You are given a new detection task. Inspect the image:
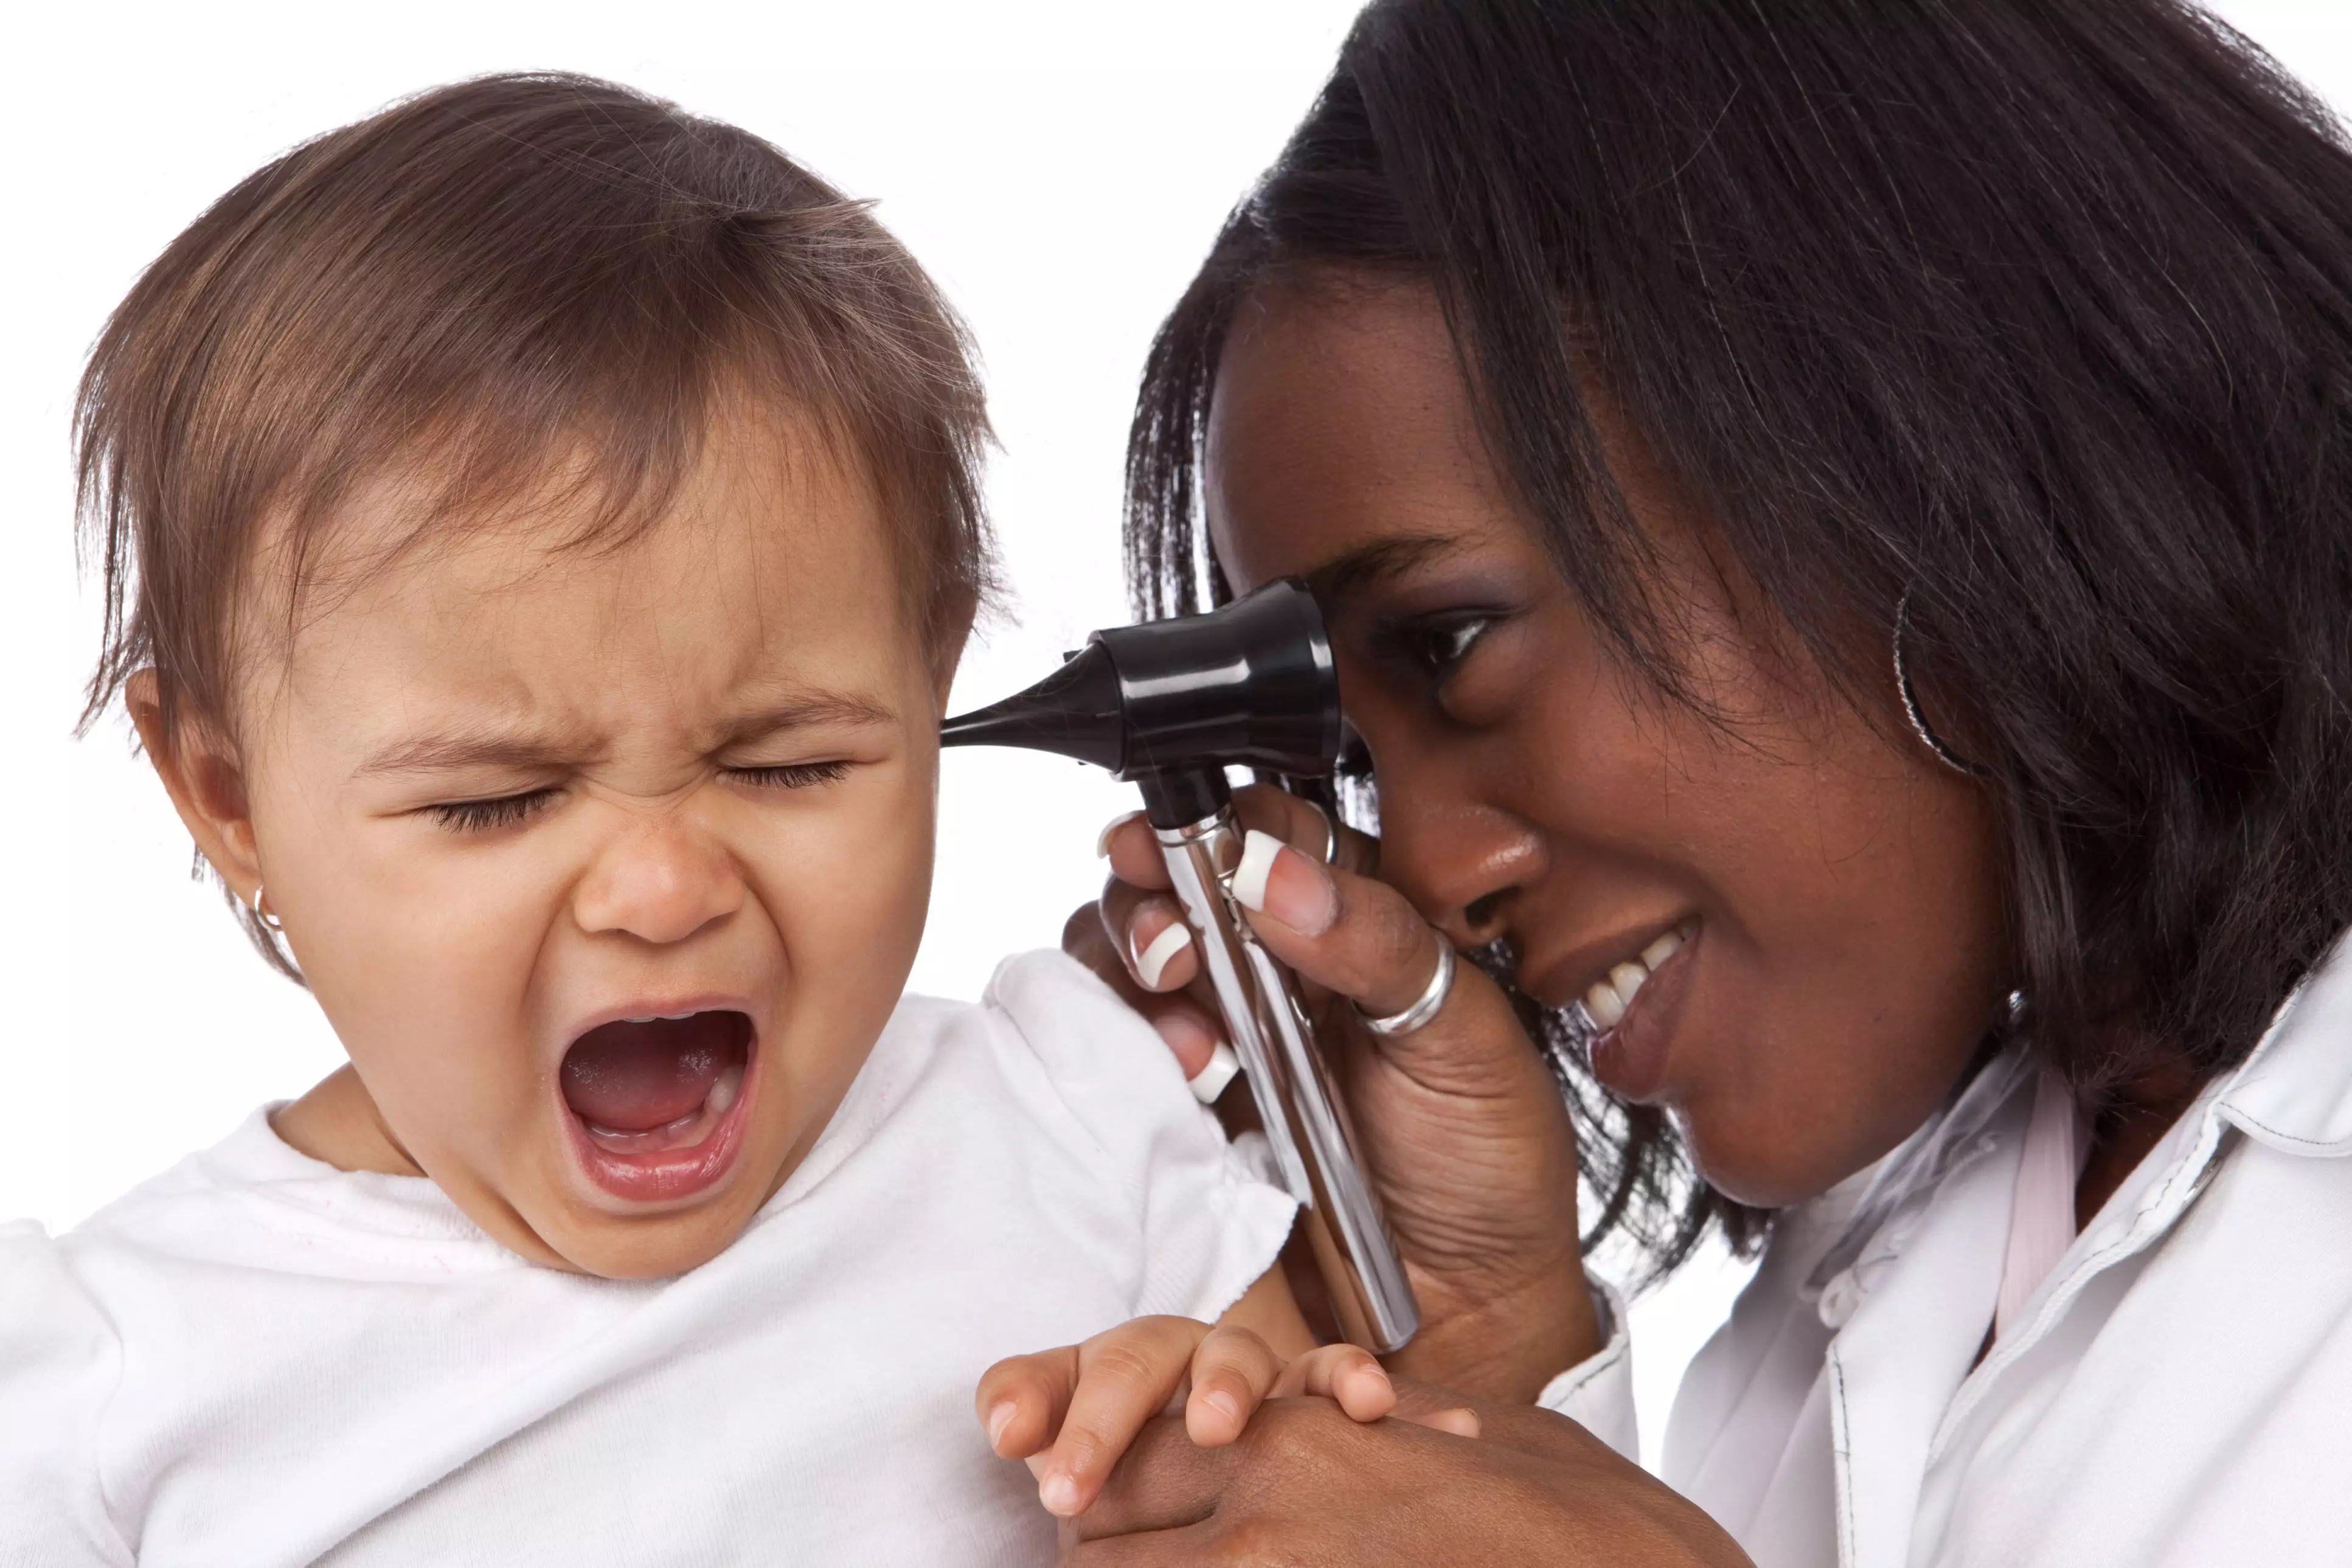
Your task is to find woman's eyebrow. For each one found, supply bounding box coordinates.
[1303,533,1474,610]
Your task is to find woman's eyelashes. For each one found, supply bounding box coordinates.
[1378,609,1502,685]
[421,760,853,834]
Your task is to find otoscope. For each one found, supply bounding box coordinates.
[940,579,1421,1353]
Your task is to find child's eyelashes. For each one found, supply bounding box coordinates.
[727,760,852,791]
[427,789,559,834]
[420,761,850,833]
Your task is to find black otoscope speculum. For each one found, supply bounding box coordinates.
[942,579,1420,1352]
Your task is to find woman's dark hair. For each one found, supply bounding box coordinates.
[1129,0,2352,1277]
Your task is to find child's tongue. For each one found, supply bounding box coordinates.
[561,1014,739,1132]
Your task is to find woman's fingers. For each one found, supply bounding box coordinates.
[1098,810,1171,891]
[1227,782,1378,878]
[1230,830,1450,1018]
[1114,889,1201,994]
[1059,902,1224,1081]
[1181,1325,1285,1446]
[1033,1316,1214,1516]
[1096,784,1374,1001]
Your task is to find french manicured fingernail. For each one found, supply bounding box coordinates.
[1153,1011,1220,1080]
[1096,811,1142,858]
[986,1401,1016,1449]
[1185,1040,1241,1105]
[1202,1389,1243,1428]
[1039,1469,1082,1516]
[1133,918,1194,989]
[1230,829,1336,935]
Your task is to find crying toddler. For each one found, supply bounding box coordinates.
[0,74,1315,1565]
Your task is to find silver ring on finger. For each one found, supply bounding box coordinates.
[1356,940,1456,1038]
[1302,797,1341,866]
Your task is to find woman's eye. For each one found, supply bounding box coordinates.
[1405,615,1495,680]
[730,760,852,791]
[427,789,557,833]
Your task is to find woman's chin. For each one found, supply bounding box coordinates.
[1671,1108,1855,1212]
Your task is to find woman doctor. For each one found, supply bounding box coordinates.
[1060,2,2352,1563]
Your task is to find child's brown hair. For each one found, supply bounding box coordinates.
[77,71,993,751]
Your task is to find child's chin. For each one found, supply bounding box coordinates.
[553,1211,747,1281]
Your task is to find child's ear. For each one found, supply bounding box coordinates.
[127,669,263,900]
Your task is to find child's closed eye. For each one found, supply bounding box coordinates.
[727,760,852,791]
[421,760,849,833]
[427,789,560,833]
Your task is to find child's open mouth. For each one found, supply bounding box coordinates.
[558,1010,756,1203]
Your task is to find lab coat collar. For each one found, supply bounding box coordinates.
[1893,929,2352,1561]
[2215,934,2352,1158]
[1822,1081,2028,1568]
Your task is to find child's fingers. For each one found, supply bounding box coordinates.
[1412,1404,1483,1438]
[1385,1376,1485,1440]
[974,1344,1081,1460]
[1035,1316,1212,1518]
[1270,1342,1398,1424]
[1181,1325,1285,1447]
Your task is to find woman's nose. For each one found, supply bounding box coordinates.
[570,810,746,946]
[1372,787,1545,951]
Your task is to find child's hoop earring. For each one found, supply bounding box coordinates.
[252,885,286,932]
[1893,588,1986,778]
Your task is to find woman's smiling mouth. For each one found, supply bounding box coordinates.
[1538,920,1699,1103]
[558,1009,758,1203]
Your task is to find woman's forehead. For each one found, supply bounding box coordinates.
[1205,280,1512,587]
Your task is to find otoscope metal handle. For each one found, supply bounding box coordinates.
[1156,806,1420,1354]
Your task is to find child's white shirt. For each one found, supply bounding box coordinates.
[0,950,1297,1567]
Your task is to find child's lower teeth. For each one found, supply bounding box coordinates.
[585,1094,722,1154]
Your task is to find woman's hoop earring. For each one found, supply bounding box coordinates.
[252,885,285,932]
[1893,589,1984,778]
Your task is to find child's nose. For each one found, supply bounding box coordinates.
[571,814,746,946]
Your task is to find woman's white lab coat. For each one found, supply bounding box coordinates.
[1544,940,2352,1567]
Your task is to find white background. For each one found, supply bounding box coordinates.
[1,0,2340,1469]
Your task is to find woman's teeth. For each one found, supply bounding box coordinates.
[1583,926,1688,1029]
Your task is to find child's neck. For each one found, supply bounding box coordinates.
[270,1066,426,1178]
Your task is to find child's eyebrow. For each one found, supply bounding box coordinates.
[721,693,896,746]
[354,693,897,779]
[354,727,592,779]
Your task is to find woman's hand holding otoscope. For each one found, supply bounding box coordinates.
[945,581,1597,1393]
[1084,786,1597,1394]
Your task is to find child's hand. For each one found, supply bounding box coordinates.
[974,1317,1479,1519]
